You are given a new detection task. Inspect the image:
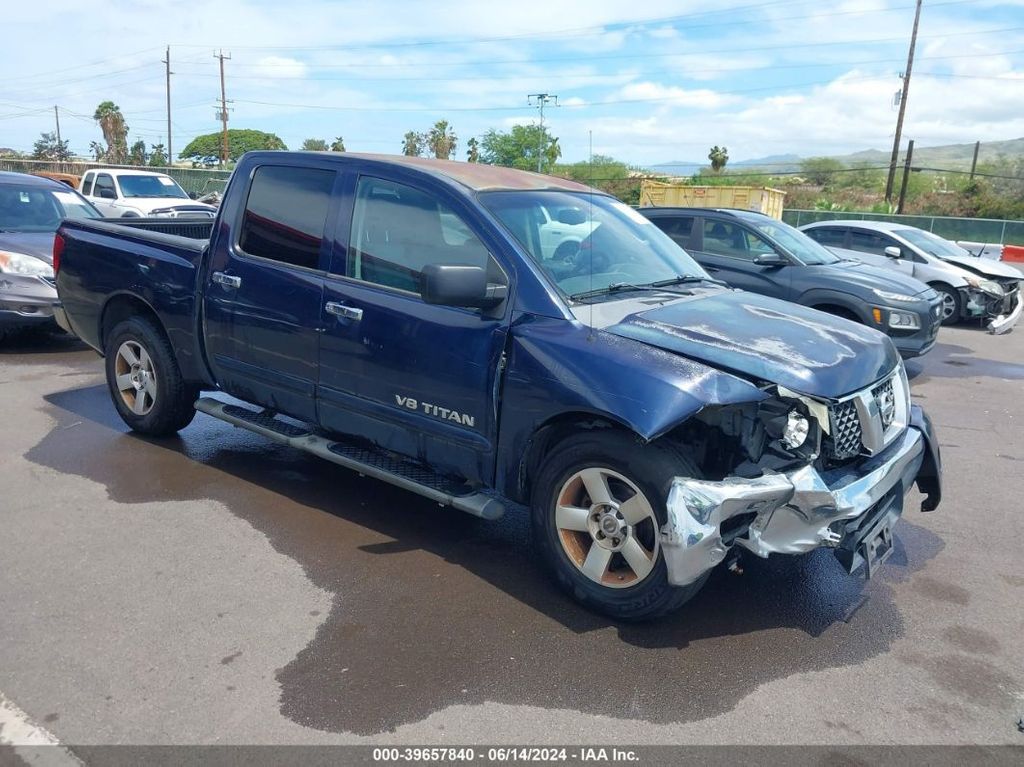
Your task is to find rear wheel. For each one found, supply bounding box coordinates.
[531,431,709,621]
[932,284,961,325]
[104,317,198,435]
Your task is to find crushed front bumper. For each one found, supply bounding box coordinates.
[987,288,1021,335]
[660,406,942,587]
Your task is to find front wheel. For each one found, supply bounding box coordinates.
[531,431,709,621]
[932,284,961,326]
[104,317,198,435]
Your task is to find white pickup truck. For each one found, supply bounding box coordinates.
[79,169,217,219]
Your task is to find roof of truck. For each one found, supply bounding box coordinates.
[306,151,594,193]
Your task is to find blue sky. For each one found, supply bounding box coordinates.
[2,0,1023,166]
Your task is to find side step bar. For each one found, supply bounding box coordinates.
[194,397,505,520]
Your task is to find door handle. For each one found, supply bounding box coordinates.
[212,271,241,289]
[325,302,363,321]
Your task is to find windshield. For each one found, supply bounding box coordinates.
[734,212,840,265]
[0,184,102,232]
[117,174,189,199]
[479,191,709,299]
[895,228,968,258]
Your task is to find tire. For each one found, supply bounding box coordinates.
[931,284,961,326]
[104,317,198,435]
[531,430,710,621]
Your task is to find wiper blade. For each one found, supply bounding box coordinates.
[650,274,727,288]
[569,282,651,301]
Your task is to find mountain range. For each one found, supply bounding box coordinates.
[648,137,1024,176]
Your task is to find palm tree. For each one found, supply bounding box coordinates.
[93,101,128,163]
[708,145,729,173]
[426,120,457,160]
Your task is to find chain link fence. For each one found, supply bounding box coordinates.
[782,209,1024,246]
[0,159,232,197]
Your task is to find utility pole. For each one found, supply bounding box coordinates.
[527,93,558,173]
[885,0,922,204]
[970,140,981,180]
[214,50,232,168]
[53,105,62,151]
[163,46,173,167]
[896,139,914,214]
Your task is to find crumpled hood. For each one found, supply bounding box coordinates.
[937,253,1023,281]
[605,290,899,399]
[822,259,933,295]
[0,231,55,264]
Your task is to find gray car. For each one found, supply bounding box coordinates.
[801,220,1022,334]
[0,172,103,341]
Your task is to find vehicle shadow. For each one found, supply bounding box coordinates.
[0,329,88,356]
[30,384,945,735]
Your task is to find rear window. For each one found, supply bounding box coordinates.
[238,166,336,270]
[805,227,847,247]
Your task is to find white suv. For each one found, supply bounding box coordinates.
[79,169,217,219]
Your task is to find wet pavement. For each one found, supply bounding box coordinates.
[0,326,1022,745]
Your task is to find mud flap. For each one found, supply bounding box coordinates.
[911,405,942,512]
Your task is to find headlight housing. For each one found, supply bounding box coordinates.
[964,273,1004,297]
[888,310,921,329]
[782,410,810,449]
[0,250,54,278]
[873,288,917,303]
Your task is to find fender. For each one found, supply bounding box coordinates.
[494,313,767,499]
[797,288,870,323]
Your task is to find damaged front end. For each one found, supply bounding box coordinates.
[659,364,942,587]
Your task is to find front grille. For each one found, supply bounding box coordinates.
[827,399,862,461]
[872,378,896,430]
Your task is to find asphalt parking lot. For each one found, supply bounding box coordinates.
[1,324,1022,747]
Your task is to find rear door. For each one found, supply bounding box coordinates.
[202,163,340,421]
[692,217,792,299]
[318,172,511,485]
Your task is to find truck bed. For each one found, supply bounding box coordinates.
[55,217,213,383]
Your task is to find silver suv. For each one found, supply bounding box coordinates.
[801,220,1021,334]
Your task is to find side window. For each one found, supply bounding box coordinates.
[238,165,335,270]
[848,230,892,256]
[94,174,116,198]
[806,227,846,247]
[651,216,694,248]
[81,173,94,196]
[701,220,775,261]
[348,177,490,293]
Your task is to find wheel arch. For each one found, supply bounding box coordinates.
[100,293,167,354]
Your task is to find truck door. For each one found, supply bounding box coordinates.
[318,174,510,485]
[694,218,792,299]
[91,173,119,216]
[202,163,339,422]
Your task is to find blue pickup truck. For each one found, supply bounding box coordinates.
[54,152,941,620]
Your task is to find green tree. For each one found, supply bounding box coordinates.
[89,141,106,161]
[31,132,72,161]
[128,139,148,166]
[466,137,479,163]
[302,138,329,151]
[479,124,560,173]
[425,120,457,160]
[801,156,845,186]
[708,145,729,173]
[149,143,168,167]
[330,136,346,152]
[402,131,424,157]
[93,101,128,164]
[179,129,287,164]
